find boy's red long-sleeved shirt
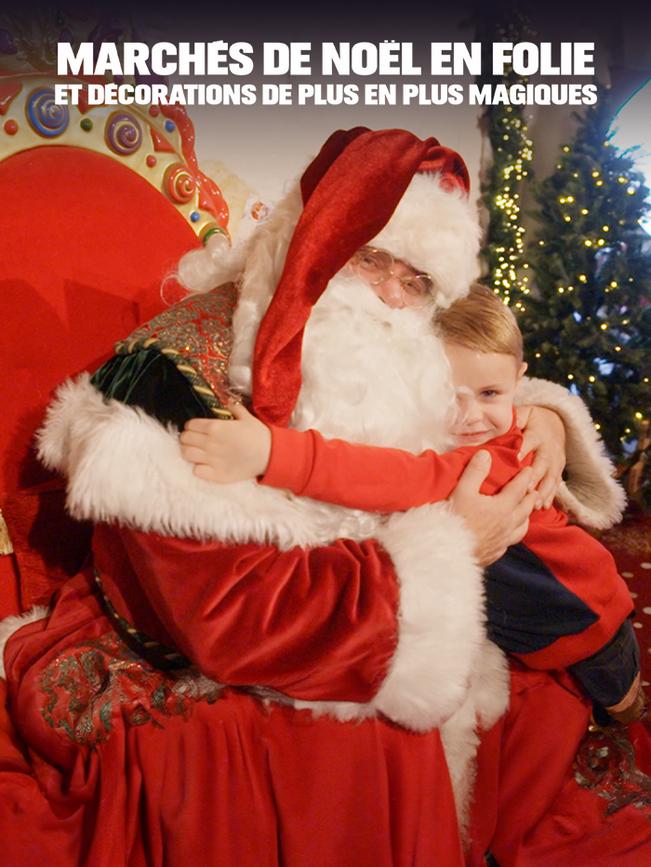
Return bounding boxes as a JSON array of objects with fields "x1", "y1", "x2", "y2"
[{"x1": 261, "y1": 419, "x2": 633, "y2": 670}]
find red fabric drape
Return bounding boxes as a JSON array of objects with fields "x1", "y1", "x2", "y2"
[{"x1": 0, "y1": 146, "x2": 200, "y2": 615}]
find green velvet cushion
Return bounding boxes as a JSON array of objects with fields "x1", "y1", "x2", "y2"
[{"x1": 91, "y1": 349, "x2": 213, "y2": 429}]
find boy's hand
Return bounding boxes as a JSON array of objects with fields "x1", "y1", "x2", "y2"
[
  {"x1": 180, "y1": 403, "x2": 272, "y2": 483},
  {"x1": 517, "y1": 405, "x2": 566, "y2": 509}
]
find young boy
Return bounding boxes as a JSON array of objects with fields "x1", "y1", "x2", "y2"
[{"x1": 181, "y1": 284, "x2": 644, "y2": 724}]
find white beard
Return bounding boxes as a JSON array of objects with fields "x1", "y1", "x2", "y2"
[{"x1": 292, "y1": 270, "x2": 457, "y2": 453}]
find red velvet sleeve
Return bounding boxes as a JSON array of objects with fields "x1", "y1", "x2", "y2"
[
  {"x1": 262, "y1": 425, "x2": 476, "y2": 512},
  {"x1": 117, "y1": 527, "x2": 399, "y2": 704}
]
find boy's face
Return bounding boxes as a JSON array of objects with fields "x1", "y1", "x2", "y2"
[{"x1": 444, "y1": 341, "x2": 527, "y2": 445}]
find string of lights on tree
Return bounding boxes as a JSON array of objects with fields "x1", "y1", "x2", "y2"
[
  {"x1": 477, "y1": 9, "x2": 535, "y2": 309},
  {"x1": 520, "y1": 88, "x2": 651, "y2": 463}
]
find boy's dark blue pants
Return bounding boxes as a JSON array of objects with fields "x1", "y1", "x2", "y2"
[{"x1": 485, "y1": 543, "x2": 639, "y2": 708}]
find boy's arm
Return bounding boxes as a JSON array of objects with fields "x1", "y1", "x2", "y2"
[
  {"x1": 180, "y1": 407, "x2": 536, "y2": 563},
  {"x1": 181, "y1": 402, "x2": 482, "y2": 512},
  {"x1": 263, "y1": 426, "x2": 477, "y2": 512},
  {"x1": 180, "y1": 404, "x2": 477, "y2": 512}
]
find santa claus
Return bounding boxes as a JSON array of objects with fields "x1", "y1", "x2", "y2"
[{"x1": 0, "y1": 127, "x2": 637, "y2": 866}]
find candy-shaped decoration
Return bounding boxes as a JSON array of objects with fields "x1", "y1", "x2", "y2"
[
  {"x1": 105, "y1": 111, "x2": 142, "y2": 156},
  {"x1": 164, "y1": 162, "x2": 196, "y2": 204},
  {"x1": 27, "y1": 87, "x2": 69, "y2": 138}
]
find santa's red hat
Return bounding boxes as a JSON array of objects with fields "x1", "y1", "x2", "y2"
[{"x1": 250, "y1": 127, "x2": 481, "y2": 427}]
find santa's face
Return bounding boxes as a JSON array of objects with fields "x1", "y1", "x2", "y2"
[
  {"x1": 348, "y1": 247, "x2": 434, "y2": 310},
  {"x1": 292, "y1": 268, "x2": 457, "y2": 454}
]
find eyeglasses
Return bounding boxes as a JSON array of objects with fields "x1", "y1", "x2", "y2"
[{"x1": 349, "y1": 246, "x2": 435, "y2": 307}]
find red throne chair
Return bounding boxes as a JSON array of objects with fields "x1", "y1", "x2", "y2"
[{"x1": 0, "y1": 72, "x2": 229, "y2": 617}]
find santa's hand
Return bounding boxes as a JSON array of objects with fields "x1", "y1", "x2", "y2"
[
  {"x1": 450, "y1": 451, "x2": 536, "y2": 567},
  {"x1": 180, "y1": 403, "x2": 272, "y2": 483},
  {"x1": 517, "y1": 405, "x2": 566, "y2": 509}
]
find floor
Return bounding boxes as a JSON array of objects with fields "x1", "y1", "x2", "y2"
[{"x1": 600, "y1": 509, "x2": 651, "y2": 686}]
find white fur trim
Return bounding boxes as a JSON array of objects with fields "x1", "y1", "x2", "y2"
[
  {"x1": 36, "y1": 375, "x2": 381, "y2": 550},
  {"x1": 372, "y1": 506, "x2": 508, "y2": 837},
  {"x1": 0, "y1": 606, "x2": 49, "y2": 679},
  {"x1": 176, "y1": 231, "x2": 246, "y2": 294},
  {"x1": 371, "y1": 173, "x2": 481, "y2": 308},
  {"x1": 517, "y1": 376, "x2": 627, "y2": 529},
  {"x1": 440, "y1": 640, "x2": 509, "y2": 836},
  {"x1": 372, "y1": 504, "x2": 486, "y2": 731}
]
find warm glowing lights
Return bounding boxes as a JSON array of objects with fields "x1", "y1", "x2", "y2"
[
  {"x1": 486, "y1": 101, "x2": 534, "y2": 306},
  {"x1": 487, "y1": 79, "x2": 649, "y2": 469}
]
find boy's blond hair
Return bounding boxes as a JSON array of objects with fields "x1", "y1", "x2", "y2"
[{"x1": 434, "y1": 283, "x2": 523, "y2": 363}]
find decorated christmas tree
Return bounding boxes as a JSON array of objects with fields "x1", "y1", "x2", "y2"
[{"x1": 520, "y1": 92, "x2": 651, "y2": 475}]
